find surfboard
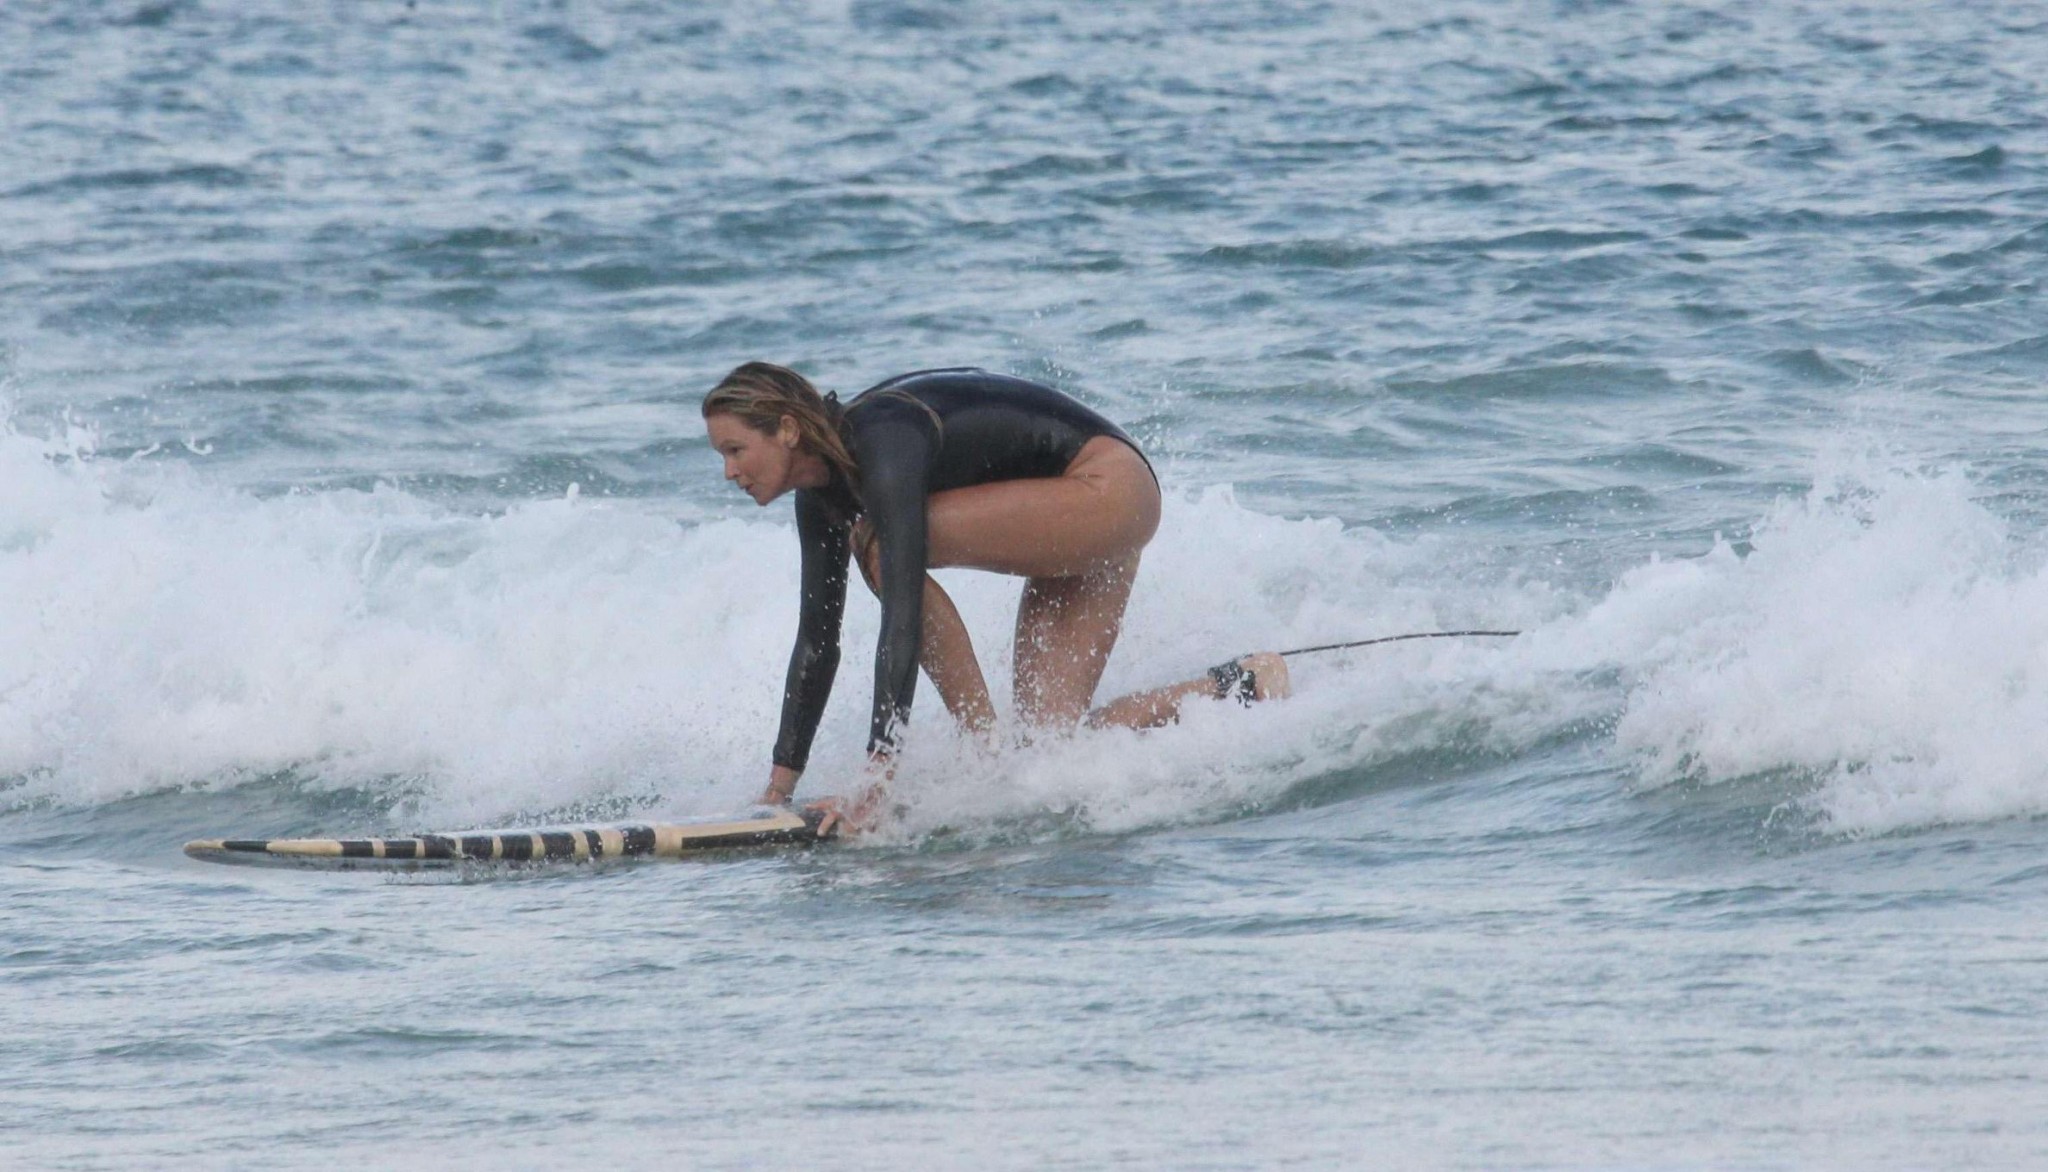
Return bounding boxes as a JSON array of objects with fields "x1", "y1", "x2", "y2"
[{"x1": 183, "y1": 806, "x2": 835, "y2": 870}]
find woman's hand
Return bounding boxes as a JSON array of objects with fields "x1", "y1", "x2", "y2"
[
  {"x1": 806, "y1": 782, "x2": 885, "y2": 839},
  {"x1": 804, "y1": 751, "x2": 893, "y2": 838},
  {"x1": 759, "y1": 764, "x2": 802, "y2": 807}
]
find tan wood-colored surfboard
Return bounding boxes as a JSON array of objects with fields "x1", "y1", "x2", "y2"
[{"x1": 184, "y1": 806, "x2": 834, "y2": 870}]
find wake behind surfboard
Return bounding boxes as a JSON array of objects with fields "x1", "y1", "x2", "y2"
[{"x1": 184, "y1": 806, "x2": 835, "y2": 871}]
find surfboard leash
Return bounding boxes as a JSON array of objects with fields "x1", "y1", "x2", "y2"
[{"x1": 1275, "y1": 630, "x2": 1521, "y2": 658}]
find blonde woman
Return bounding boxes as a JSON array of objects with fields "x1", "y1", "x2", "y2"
[{"x1": 702, "y1": 364, "x2": 1288, "y2": 830}]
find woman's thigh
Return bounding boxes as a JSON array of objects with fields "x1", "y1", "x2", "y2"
[
  {"x1": 924, "y1": 437, "x2": 1160, "y2": 579},
  {"x1": 848, "y1": 435, "x2": 1158, "y2": 725},
  {"x1": 1012, "y1": 554, "x2": 1141, "y2": 726}
]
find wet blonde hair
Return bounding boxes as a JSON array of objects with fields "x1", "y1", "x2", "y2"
[
  {"x1": 701, "y1": 363, "x2": 943, "y2": 508},
  {"x1": 701, "y1": 362, "x2": 860, "y2": 491}
]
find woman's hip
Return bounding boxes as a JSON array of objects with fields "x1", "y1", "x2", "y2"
[{"x1": 921, "y1": 436, "x2": 1160, "y2": 578}]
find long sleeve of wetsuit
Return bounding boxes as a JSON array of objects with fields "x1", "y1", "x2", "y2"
[
  {"x1": 847, "y1": 408, "x2": 939, "y2": 757},
  {"x1": 770, "y1": 488, "x2": 852, "y2": 773}
]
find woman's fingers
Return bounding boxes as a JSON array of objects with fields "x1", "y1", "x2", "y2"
[
  {"x1": 809, "y1": 785, "x2": 887, "y2": 840},
  {"x1": 806, "y1": 796, "x2": 853, "y2": 839}
]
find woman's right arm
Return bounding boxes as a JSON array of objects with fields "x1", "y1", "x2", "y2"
[{"x1": 762, "y1": 489, "x2": 851, "y2": 804}]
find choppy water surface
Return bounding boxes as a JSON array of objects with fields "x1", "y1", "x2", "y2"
[{"x1": 6, "y1": 1, "x2": 2048, "y2": 1166}]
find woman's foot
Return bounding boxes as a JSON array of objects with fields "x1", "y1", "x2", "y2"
[
  {"x1": 1206, "y1": 652, "x2": 1293, "y2": 704},
  {"x1": 1088, "y1": 651, "x2": 1295, "y2": 730}
]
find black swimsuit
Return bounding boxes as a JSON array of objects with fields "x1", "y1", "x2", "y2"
[{"x1": 771, "y1": 368, "x2": 1151, "y2": 772}]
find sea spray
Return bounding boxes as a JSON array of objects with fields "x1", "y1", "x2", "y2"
[
  {"x1": 10, "y1": 413, "x2": 2047, "y2": 839},
  {"x1": 0, "y1": 433, "x2": 1542, "y2": 827},
  {"x1": 1606, "y1": 459, "x2": 2048, "y2": 833}
]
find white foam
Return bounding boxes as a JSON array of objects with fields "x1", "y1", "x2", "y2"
[
  {"x1": 1600, "y1": 457, "x2": 2048, "y2": 833},
  {"x1": 0, "y1": 423, "x2": 1542, "y2": 828},
  {"x1": 878, "y1": 485, "x2": 1578, "y2": 838},
  {"x1": 9, "y1": 413, "x2": 2037, "y2": 838}
]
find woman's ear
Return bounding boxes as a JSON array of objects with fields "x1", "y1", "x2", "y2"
[{"x1": 778, "y1": 414, "x2": 801, "y2": 448}]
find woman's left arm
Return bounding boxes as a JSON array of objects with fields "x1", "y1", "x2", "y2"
[{"x1": 848, "y1": 411, "x2": 938, "y2": 758}]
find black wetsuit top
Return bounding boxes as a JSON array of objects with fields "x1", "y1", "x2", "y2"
[{"x1": 771, "y1": 368, "x2": 1149, "y2": 772}]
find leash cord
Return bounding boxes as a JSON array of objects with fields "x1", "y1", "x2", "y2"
[{"x1": 1276, "y1": 630, "x2": 1521, "y2": 658}]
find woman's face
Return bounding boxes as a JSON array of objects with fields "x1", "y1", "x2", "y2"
[{"x1": 707, "y1": 412, "x2": 801, "y2": 505}]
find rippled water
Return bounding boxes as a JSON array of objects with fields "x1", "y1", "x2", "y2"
[{"x1": 7, "y1": 2, "x2": 2048, "y2": 1167}]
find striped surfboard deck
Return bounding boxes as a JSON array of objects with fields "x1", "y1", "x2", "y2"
[{"x1": 184, "y1": 806, "x2": 834, "y2": 870}]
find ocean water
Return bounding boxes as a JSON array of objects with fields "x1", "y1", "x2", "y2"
[{"x1": 5, "y1": 1, "x2": 2048, "y2": 1166}]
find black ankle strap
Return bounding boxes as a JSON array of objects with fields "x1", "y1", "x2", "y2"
[{"x1": 1206, "y1": 659, "x2": 1257, "y2": 705}]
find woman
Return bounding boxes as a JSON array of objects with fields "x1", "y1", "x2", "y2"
[{"x1": 702, "y1": 363, "x2": 1288, "y2": 827}]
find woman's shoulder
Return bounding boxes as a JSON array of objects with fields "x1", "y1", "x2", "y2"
[{"x1": 842, "y1": 372, "x2": 968, "y2": 440}]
